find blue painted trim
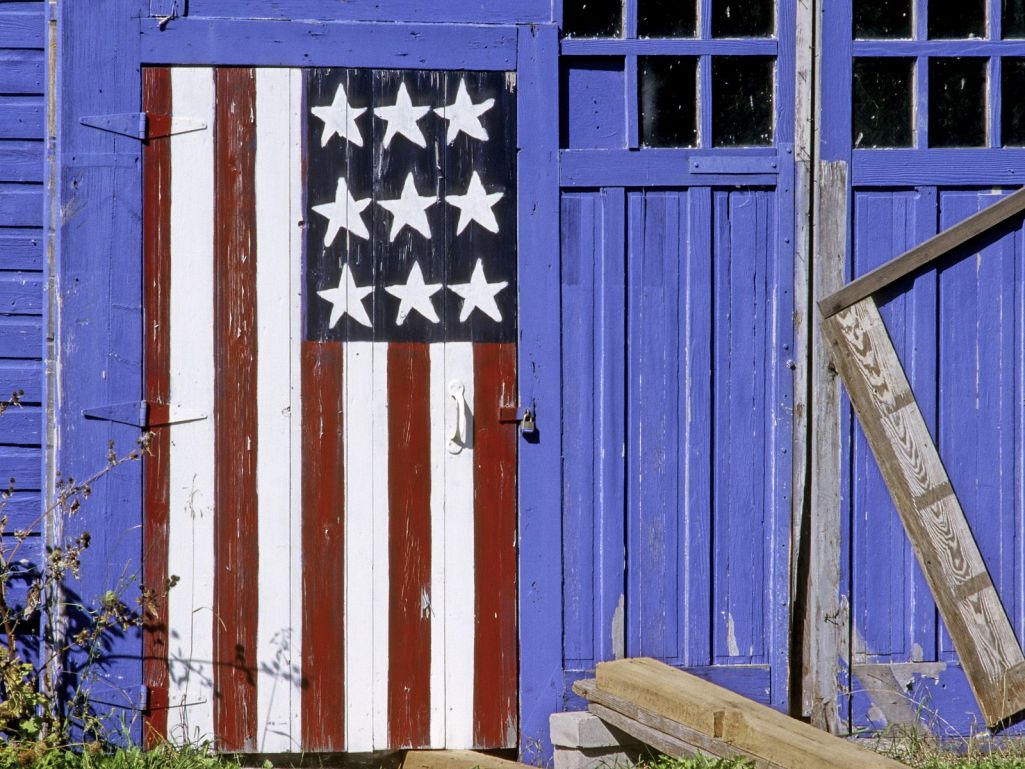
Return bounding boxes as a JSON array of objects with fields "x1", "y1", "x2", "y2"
[
  {"x1": 560, "y1": 149, "x2": 779, "y2": 187},
  {"x1": 819, "y1": 0, "x2": 852, "y2": 161},
  {"x1": 516, "y1": 23, "x2": 562, "y2": 766},
  {"x1": 853, "y1": 40, "x2": 1025, "y2": 55},
  {"x1": 561, "y1": 38, "x2": 778, "y2": 56},
  {"x1": 689, "y1": 154, "x2": 779, "y2": 174},
  {"x1": 140, "y1": 18, "x2": 518, "y2": 69},
  {"x1": 56, "y1": 0, "x2": 145, "y2": 743},
  {"x1": 79, "y1": 113, "x2": 147, "y2": 140},
  {"x1": 852, "y1": 149, "x2": 1025, "y2": 185},
  {"x1": 185, "y1": 0, "x2": 551, "y2": 25}
]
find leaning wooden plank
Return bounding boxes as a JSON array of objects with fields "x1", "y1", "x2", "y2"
[
  {"x1": 402, "y1": 750, "x2": 533, "y2": 769},
  {"x1": 819, "y1": 187, "x2": 1025, "y2": 317},
  {"x1": 574, "y1": 678, "x2": 782, "y2": 768},
  {"x1": 822, "y1": 297, "x2": 1025, "y2": 727},
  {"x1": 595, "y1": 659, "x2": 906, "y2": 769}
]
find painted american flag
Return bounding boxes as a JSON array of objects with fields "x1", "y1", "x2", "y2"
[{"x1": 141, "y1": 66, "x2": 518, "y2": 755}]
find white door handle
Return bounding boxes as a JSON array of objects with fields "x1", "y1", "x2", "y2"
[{"x1": 448, "y1": 380, "x2": 468, "y2": 454}]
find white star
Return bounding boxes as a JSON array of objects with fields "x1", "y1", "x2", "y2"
[
  {"x1": 446, "y1": 171, "x2": 504, "y2": 235},
  {"x1": 312, "y1": 177, "x2": 371, "y2": 246},
  {"x1": 385, "y1": 261, "x2": 442, "y2": 325},
  {"x1": 377, "y1": 173, "x2": 439, "y2": 242},
  {"x1": 448, "y1": 258, "x2": 508, "y2": 323},
  {"x1": 317, "y1": 264, "x2": 374, "y2": 329},
  {"x1": 434, "y1": 78, "x2": 495, "y2": 144},
  {"x1": 311, "y1": 83, "x2": 366, "y2": 148},
  {"x1": 376, "y1": 82, "x2": 431, "y2": 148}
]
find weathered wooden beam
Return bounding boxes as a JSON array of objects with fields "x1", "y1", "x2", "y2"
[
  {"x1": 819, "y1": 187, "x2": 1025, "y2": 318},
  {"x1": 594, "y1": 659, "x2": 907, "y2": 769},
  {"x1": 822, "y1": 297, "x2": 1025, "y2": 727},
  {"x1": 402, "y1": 750, "x2": 531, "y2": 769},
  {"x1": 574, "y1": 679, "x2": 780, "y2": 768}
]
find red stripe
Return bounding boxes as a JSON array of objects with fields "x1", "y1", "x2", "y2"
[
  {"x1": 213, "y1": 66, "x2": 259, "y2": 752},
  {"x1": 387, "y1": 343, "x2": 432, "y2": 747},
  {"x1": 473, "y1": 343, "x2": 519, "y2": 747},
  {"x1": 141, "y1": 66, "x2": 172, "y2": 748},
  {"x1": 301, "y1": 341, "x2": 346, "y2": 750}
]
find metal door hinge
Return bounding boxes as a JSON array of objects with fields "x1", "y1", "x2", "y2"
[
  {"x1": 80, "y1": 113, "x2": 206, "y2": 141},
  {"x1": 82, "y1": 401, "x2": 206, "y2": 428}
]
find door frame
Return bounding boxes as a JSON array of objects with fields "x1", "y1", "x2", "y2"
[{"x1": 55, "y1": 2, "x2": 560, "y2": 754}]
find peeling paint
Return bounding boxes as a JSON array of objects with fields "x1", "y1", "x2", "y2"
[
  {"x1": 611, "y1": 594, "x2": 625, "y2": 660},
  {"x1": 725, "y1": 612, "x2": 740, "y2": 657}
]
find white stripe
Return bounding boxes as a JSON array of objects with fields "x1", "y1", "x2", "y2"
[
  {"x1": 442, "y1": 343, "x2": 476, "y2": 748},
  {"x1": 255, "y1": 67, "x2": 299, "y2": 753},
  {"x1": 166, "y1": 66, "x2": 216, "y2": 746},
  {"x1": 286, "y1": 66, "x2": 305, "y2": 751},
  {"x1": 429, "y1": 343, "x2": 477, "y2": 747},
  {"x1": 429, "y1": 345, "x2": 447, "y2": 747},
  {"x1": 344, "y1": 342, "x2": 390, "y2": 751}
]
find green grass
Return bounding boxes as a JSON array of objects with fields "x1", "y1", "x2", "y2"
[{"x1": 0, "y1": 745, "x2": 239, "y2": 769}]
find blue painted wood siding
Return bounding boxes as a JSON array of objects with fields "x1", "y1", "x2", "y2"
[
  {"x1": 844, "y1": 187, "x2": 1025, "y2": 735},
  {"x1": 561, "y1": 186, "x2": 792, "y2": 709},
  {"x1": 0, "y1": 0, "x2": 45, "y2": 535}
]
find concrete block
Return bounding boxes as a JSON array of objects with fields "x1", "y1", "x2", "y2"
[
  {"x1": 553, "y1": 747, "x2": 644, "y2": 769},
  {"x1": 550, "y1": 711, "x2": 640, "y2": 749}
]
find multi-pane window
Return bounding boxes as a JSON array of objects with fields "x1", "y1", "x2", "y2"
[
  {"x1": 852, "y1": 0, "x2": 1025, "y2": 147},
  {"x1": 560, "y1": 0, "x2": 778, "y2": 148}
]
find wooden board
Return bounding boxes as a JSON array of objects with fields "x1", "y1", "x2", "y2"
[
  {"x1": 819, "y1": 187, "x2": 1025, "y2": 318},
  {"x1": 573, "y1": 679, "x2": 780, "y2": 768},
  {"x1": 402, "y1": 750, "x2": 532, "y2": 769},
  {"x1": 822, "y1": 297, "x2": 1025, "y2": 727},
  {"x1": 594, "y1": 659, "x2": 906, "y2": 769}
]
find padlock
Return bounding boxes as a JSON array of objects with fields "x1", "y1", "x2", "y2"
[{"x1": 520, "y1": 408, "x2": 536, "y2": 436}]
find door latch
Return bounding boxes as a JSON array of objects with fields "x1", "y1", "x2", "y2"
[{"x1": 498, "y1": 405, "x2": 537, "y2": 437}]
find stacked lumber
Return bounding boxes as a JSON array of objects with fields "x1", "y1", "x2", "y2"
[{"x1": 575, "y1": 658, "x2": 907, "y2": 769}]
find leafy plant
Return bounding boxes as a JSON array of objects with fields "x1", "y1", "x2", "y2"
[{"x1": 0, "y1": 387, "x2": 173, "y2": 746}]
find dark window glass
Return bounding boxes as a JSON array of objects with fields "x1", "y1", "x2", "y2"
[
  {"x1": 1003, "y1": 58, "x2": 1025, "y2": 143},
  {"x1": 712, "y1": 0, "x2": 774, "y2": 37},
  {"x1": 929, "y1": 57, "x2": 987, "y2": 146},
  {"x1": 639, "y1": 56, "x2": 698, "y2": 147},
  {"x1": 638, "y1": 0, "x2": 698, "y2": 37},
  {"x1": 1006, "y1": 0, "x2": 1025, "y2": 37},
  {"x1": 853, "y1": 0, "x2": 912, "y2": 38},
  {"x1": 928, "y1": 0, "x2": 986, "y2": 38},
  {"x1": 852, "y1": 58, "x2": 914, "y2": 147},
  {"x1": 563, "y1": 0, "x2": 623, "y2": 37},
  {"x1": 711, "y1": 56, "x2": 774, "y2": 146}
]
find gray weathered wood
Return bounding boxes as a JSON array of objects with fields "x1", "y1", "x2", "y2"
[
  {"x1": 806, "y1": 160, "x2": 848, "y2": 731},
  {"x1": 819, "y1": 187, "x2": 1025, "y2": 318},
  {"x1": 823, "y1": 297, "x2": 1025, "y2": 727},
  {"x1": 574, "y1": 679, "x2": 781, "y2": 768}
]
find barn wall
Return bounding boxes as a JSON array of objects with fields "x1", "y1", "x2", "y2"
[{"x1": 0, "y1": 2, "x2": 45, "y2": 533}]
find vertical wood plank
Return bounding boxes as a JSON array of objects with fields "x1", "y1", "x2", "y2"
[
  {"x1": 806, "y1": 160, "x2": 848, "y2": 731},
  {"x1": 823, "y1": 297, "x2": 1025, "y2": 727},
  {"x1": 300, "y1": 341, "x2": 346, "y2": 751},
  {"x1": 213, "y1": 66, "x2": 259, "y2": 752},
  {"x1": 141, "y1": 65, "x2": 171, "y2": 748}
]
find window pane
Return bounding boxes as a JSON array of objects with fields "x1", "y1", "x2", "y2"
[
  {"x1": 928, "y1": 0, "x2": 986, "y2": 38},
  {"x1": 639, "y1": 56, "x2": 698, "y2": 147},
  {"x1": 1005, "y1": 0, "x2": 1025, "y2": 37},
  {"x1": 563, "y1": 0, "x2": 623, "y2": 37},
  {"x1": 853, "y1": 0, "x2": 912, "y2": 38},
  {"x1": 929, "y1": 57, "x2": 987, "y2": 146},
  {"x1": 638, "y1": 0, "x2": 698, "y2": 37},
  {"x1": 1003, "y1": 58, "x2": 1025, "y2": 143},
  {"x1": 712, "y1": 0, "x2": 774, "y2": 37},
  {"x1": 852, "y1": 58, "x2": 914, "y2": 147},
  {"x1": 712, "y1": 56, "x2": 774, "y2": 146}
]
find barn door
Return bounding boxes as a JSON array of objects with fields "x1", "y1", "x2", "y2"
[
  {"x1": 557, "y1": 0, "x2": 795, "y2": 714},
  {"x1": 140, "y1": 65, "x2": 518, "y2": 753},
  {"x1": 822, "y1": 0, "x2": 1025, "y2": 735}
]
